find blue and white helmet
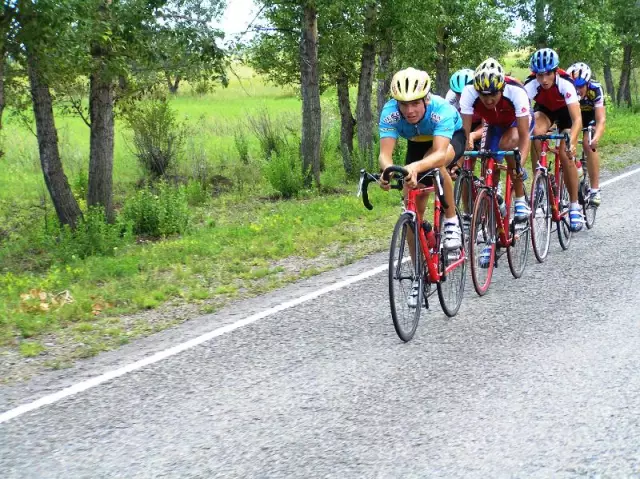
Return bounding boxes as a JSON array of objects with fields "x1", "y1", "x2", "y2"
[
  {"x1": 449, "y1": 69, "x2": 474, "y2": 94},
  {"x1": 530, "y1": 48, "x2": 560, "y2": 74},
  {"x1": 567, "y1": 62, "x2": 592, "y2": 87}
]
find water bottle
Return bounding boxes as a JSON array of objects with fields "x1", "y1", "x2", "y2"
[
  {"x1": 576, "y1": 159, "x2": 584, "y2": 181},
  {"x1": 496, "y1": 183, "x2": 506, "y2": 217},
  {"x1": 422, "y1": 221, "x2": 437, "y2": 251}
]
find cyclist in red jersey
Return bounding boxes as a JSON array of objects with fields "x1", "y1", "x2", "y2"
[
  {"x1": 461, "y1": 58, "x2": 533, "y2": 222},
  {"x1": 524, "y1": 48, "x2": 583, "y2": 232}
]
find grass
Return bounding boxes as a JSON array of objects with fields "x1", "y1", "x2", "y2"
[{"x1": 1, "y1": 60, "x2": 640, "y2": 371}]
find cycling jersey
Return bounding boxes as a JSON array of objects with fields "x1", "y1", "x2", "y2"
[
  {"x1": 379, "y1": 95, "x2": 463, "y2": 142},
  {"x1": 460, "y1": 77, "x2": 531, "y2": 128},
  {"x1": 524, "y1": 69, "x2": 578, "y2": 112},
  {"x1": 446, "y1": 88, "x2": 483, "y2": 125},
  {"x1": 579, "y1": 81, "x2": 605, "y2": 112}
]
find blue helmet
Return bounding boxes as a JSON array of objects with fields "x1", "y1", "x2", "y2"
[
  {"x1": 449, "y1": 69, "x2": 474, "y2": 94},
  {"x1": 530, "y1": 48, "x2": 560, "y2": 74}
]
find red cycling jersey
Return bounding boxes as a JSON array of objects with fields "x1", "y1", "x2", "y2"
[
  {"x1": 460, "y1": 77, "x2": 531, "y2": 128},
  {"x1": 524, "y1": 69, "x2": 578, "y2": 112}
]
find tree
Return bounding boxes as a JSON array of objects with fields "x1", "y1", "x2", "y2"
[
  {"x1": 13, "y1": 0, "x2": 83, "y2": 228},
  {"x1": 300, "y1": 1, "x2": 321, "y2": 187}
]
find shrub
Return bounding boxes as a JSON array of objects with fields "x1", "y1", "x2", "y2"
[
  {"x1": 263, "y1": 146, "x2": 305, "y2": 199},
  {"x1": 122, "y1": 182, "x2": 190, "y2": 237},
  {"x1": 248, "y1": 109, "x2": 287, "y2": 159},
  {"x1": 54, "y1": 207, "x2": 132, "y2": 261},
  {"x1": 234, "y1": 130, "x2": 250, "y2": 165},
  {"x1": 125, "y1": 98, "x2": 185, "y2": 179}
]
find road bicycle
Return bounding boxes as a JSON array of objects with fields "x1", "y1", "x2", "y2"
[
  {"x1": 358, "y1": 166, "x2": 466, "y2": 342},
  {"x1": 465, "y1": 149, "x2": 530, "y2": 296},
  {"x1": 529, "y1": 132, "x2": 573, "y2": 262},
  {"x1": 577, "y1": 122, "x2": 598, "y2": 229}
]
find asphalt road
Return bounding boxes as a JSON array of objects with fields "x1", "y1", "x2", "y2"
[{"x1": 1, "y1": 169, "x2": 639, "y2": 478}]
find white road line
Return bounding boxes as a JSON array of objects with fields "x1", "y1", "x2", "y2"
[
  {"x1": 0, "y1": 264, "x2": 387, "y2": 424},
  {"x1": 2, "y1": 165, "x2": 640, "y2": 425},
  {"x1": 600, "y1": 166, "x2": 640, "y2": 187}
]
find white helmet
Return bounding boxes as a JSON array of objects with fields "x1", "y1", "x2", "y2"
[
  {"x1": 390, "y1": 68, "x2": 432, "y2": 102},
  {"x1": 473, "y1": 58, "x2": 505, "y2": 94},
  {"x1": 567, "y1": 62, "x2": 592, "y2": 87}
]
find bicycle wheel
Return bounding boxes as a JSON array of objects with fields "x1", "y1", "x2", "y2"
[
  {"x1": 507, "y1": 187, "x2": 530, "y2": 279},
  {"x1": 437, "y1": 209, "x2": 466, "y2": 317},
  {"x1": 454, "y1": 173, "x2": 474, "y2": 255},
  {"x1": 580, "y1": 167, "x2": 598, "y2": 229},
  {"x1": 469, "y1": 189, "x2": 495, "y2": 296},
  {"x1": 388, "y1": 213, "x2": 423, "y2": 342},
  {"x1": 556, "y1": 170, "x2": 572, "y2": 250},
  {"x1": 530, "y1": 171, "x2": 551, "y2": 263}
]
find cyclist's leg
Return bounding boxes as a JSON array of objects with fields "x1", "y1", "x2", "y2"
[
  {"x1": 531, "y1": 109, "x2": 552, "y2": 175},
  {"x1": 441, "y1": 130, "x2": 467, "y2": 249},
  {"x1": 556, "y1": 110, "x2": 583, "y2": 231},
  {"x1": 498, "y1": 127, "x2": 530, "y2": 220},
  {"x1": 583, "y1": 114, "x2": 601, "y2": 204}
]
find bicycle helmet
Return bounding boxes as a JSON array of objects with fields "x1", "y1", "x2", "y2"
[
  {"x1": 530, "y1": 48, "x2": 560, "y2": 73},
  {"x1": 473, "y1": 58, "x2": 505, "y2": 94},
  {"x1": 390, "y1": 68, "x2": 432, "y2": 102},
  {"x1": 567, "y1": 62, "x2": 592, "y2": 87},
  {"x1": 449, "y1": 68, "x2": 474, "y2": 94}
]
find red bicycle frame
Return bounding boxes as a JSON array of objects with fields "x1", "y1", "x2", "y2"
[
  {"x1": 536, "y1": 136, "x2": 565, "y2": 222},
  {"x1": 406, "y1": 183, "x2": 466, "y2": 283}
]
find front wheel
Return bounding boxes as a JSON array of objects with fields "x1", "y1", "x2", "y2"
[
  {"x1": 388, "y1": 214, "x2": 423, "y2": 342},
  {"x1": 557, "y1": 170, "x2": 572, "y2": 250},
  {"x1": 530, "y1": 171, "x2": 551, "y2": 263},
  {"x1": 437, "y1": 208, "x2": 466, "y2": 317},
  {"x1": 580, "y1": 168, "x2": 597, "y2": 229},
  {"x1": 469, "y1": 189, "x2": 496, "y2": 296}
]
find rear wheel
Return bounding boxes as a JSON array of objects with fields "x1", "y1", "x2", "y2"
[
  {"x1": 507, "y1": 186, "x2": 530, "y2": 279},
  {"x1": 469, "y1": 189, "x2": 496, "y2": 296},
  {"x1": 557, "y1": 170, "x2": 572, "y2": 250},
  {"x1": 580, "y1": 165, "x2": 597, "y2": 229},
  {"x1": 530, "y1": 172, "x2": 551, "y2": 263},
  {"x1": 389, "y1": 214, "x2": 423, "y2": 342},
  {"x1": 437, "y1": 209, "x2": 466, "y2": 317}
]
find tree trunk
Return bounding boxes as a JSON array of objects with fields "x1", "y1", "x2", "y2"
[
  {"x1": 337, "y1": 70, "x2": 355, "y2": 176},
  {"x1": 299, "y1": 2, "x2": 321, "y2": 188},
  {"x1": 27, "y1": 49, "x2": 82, "y2": 229},
  {"x1": 603, "y1": 48, "x2": 615, "y2": 100},
  {"x1": 434, "y1": 26, "x2": 449, "y2": 96},
  {"x1": 88, "y1": 71, "x2": 115, "y2": 222},
  {"x1": 165, "y1": 72, "x2": 181, "y2": 94},
  {"x1": 356, "y1": 1, "x2": 376, "y2": 170},
  {"x1": 376, "y1": 35, "x2": 392, "y2": 122},
  {"x1": 88, "y1": 0, "x2": 115, "y2": 222},
  {"x1": 534, "y1": 0, "x2": 547, "y2": 48},
  {"x1": 617, "y1": 44, "x2": 633, "y2": 107}
]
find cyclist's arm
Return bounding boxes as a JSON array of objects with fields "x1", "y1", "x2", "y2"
[
  {"x1": 594, "y1": 106, "x2": 606, "y2": 143},
  {"x1": 567, "y1": 102, "x2": 582, "y2": 153},
  {"x1": 379, "y1": 137, "x2": 396, "y2": 172},
  {"x1": 462, "y1": 114, "x2": 473, "y2": 149},
  {"x1": 414, "y1": 135, "x2": 450, "y2": 171},
  {"x1": 469, "y1": 123, "x2": 483, "y2": 144},
  {"x1": 516, "y1": 116, "x2": 531, "y2": 166}
]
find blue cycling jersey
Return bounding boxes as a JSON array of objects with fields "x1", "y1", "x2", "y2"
[{"x1": 379, "y1": 95, "x2": 463, "y2": 142}]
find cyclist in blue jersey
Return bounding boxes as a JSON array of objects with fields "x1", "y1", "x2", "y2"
[
  {"x1": 379, "y1": 67, "x2": 466, "y2": 245},
  {"x1": 379, "y1": 67, "x2": 467, "y2": 308}
]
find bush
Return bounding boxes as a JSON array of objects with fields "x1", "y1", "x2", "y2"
[
  {"x1": 122, "y1": 182, "x2": 190, "y2": 237},
  {"x1": 234, "y1": 130, "x2": 250, "y2": 165},
  {"x1": 125, "y1": 98, "x2": 185, "y2": 179},
  {"x1": 248, "y1": 109, "x2": 287, "y2": 159},
  {"x1": 54, "y1": 207, "x2": 132, "y2": 261},
  {"x1": 263, "y1": 146, "x2": 305, "y2": 199}
]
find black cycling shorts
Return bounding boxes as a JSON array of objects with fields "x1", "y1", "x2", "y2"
[
  {"x1": 534, "y1": 104, "x2": 572, "y2": 131},
  {"x1": 581, "y1": 110, "x2": 596, "y2": 127},
  {"x1": 405, "y1": 129, "x2": 466, "y2": 170}
]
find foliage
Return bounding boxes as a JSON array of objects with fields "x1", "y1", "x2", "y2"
[
  {"x1": 121, "y1": 181, "x2": 191, "y2": 237},
  {"x1": 125, "y1": 97, "x2": 185, "y2": 179},
  {"x1": 263, "y1": 144, "x2": 305, "y2": 198}
]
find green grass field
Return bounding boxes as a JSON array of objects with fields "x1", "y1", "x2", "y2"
[{"x1": 1, "y1": 61, "x2": 640, "y2": 375}]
